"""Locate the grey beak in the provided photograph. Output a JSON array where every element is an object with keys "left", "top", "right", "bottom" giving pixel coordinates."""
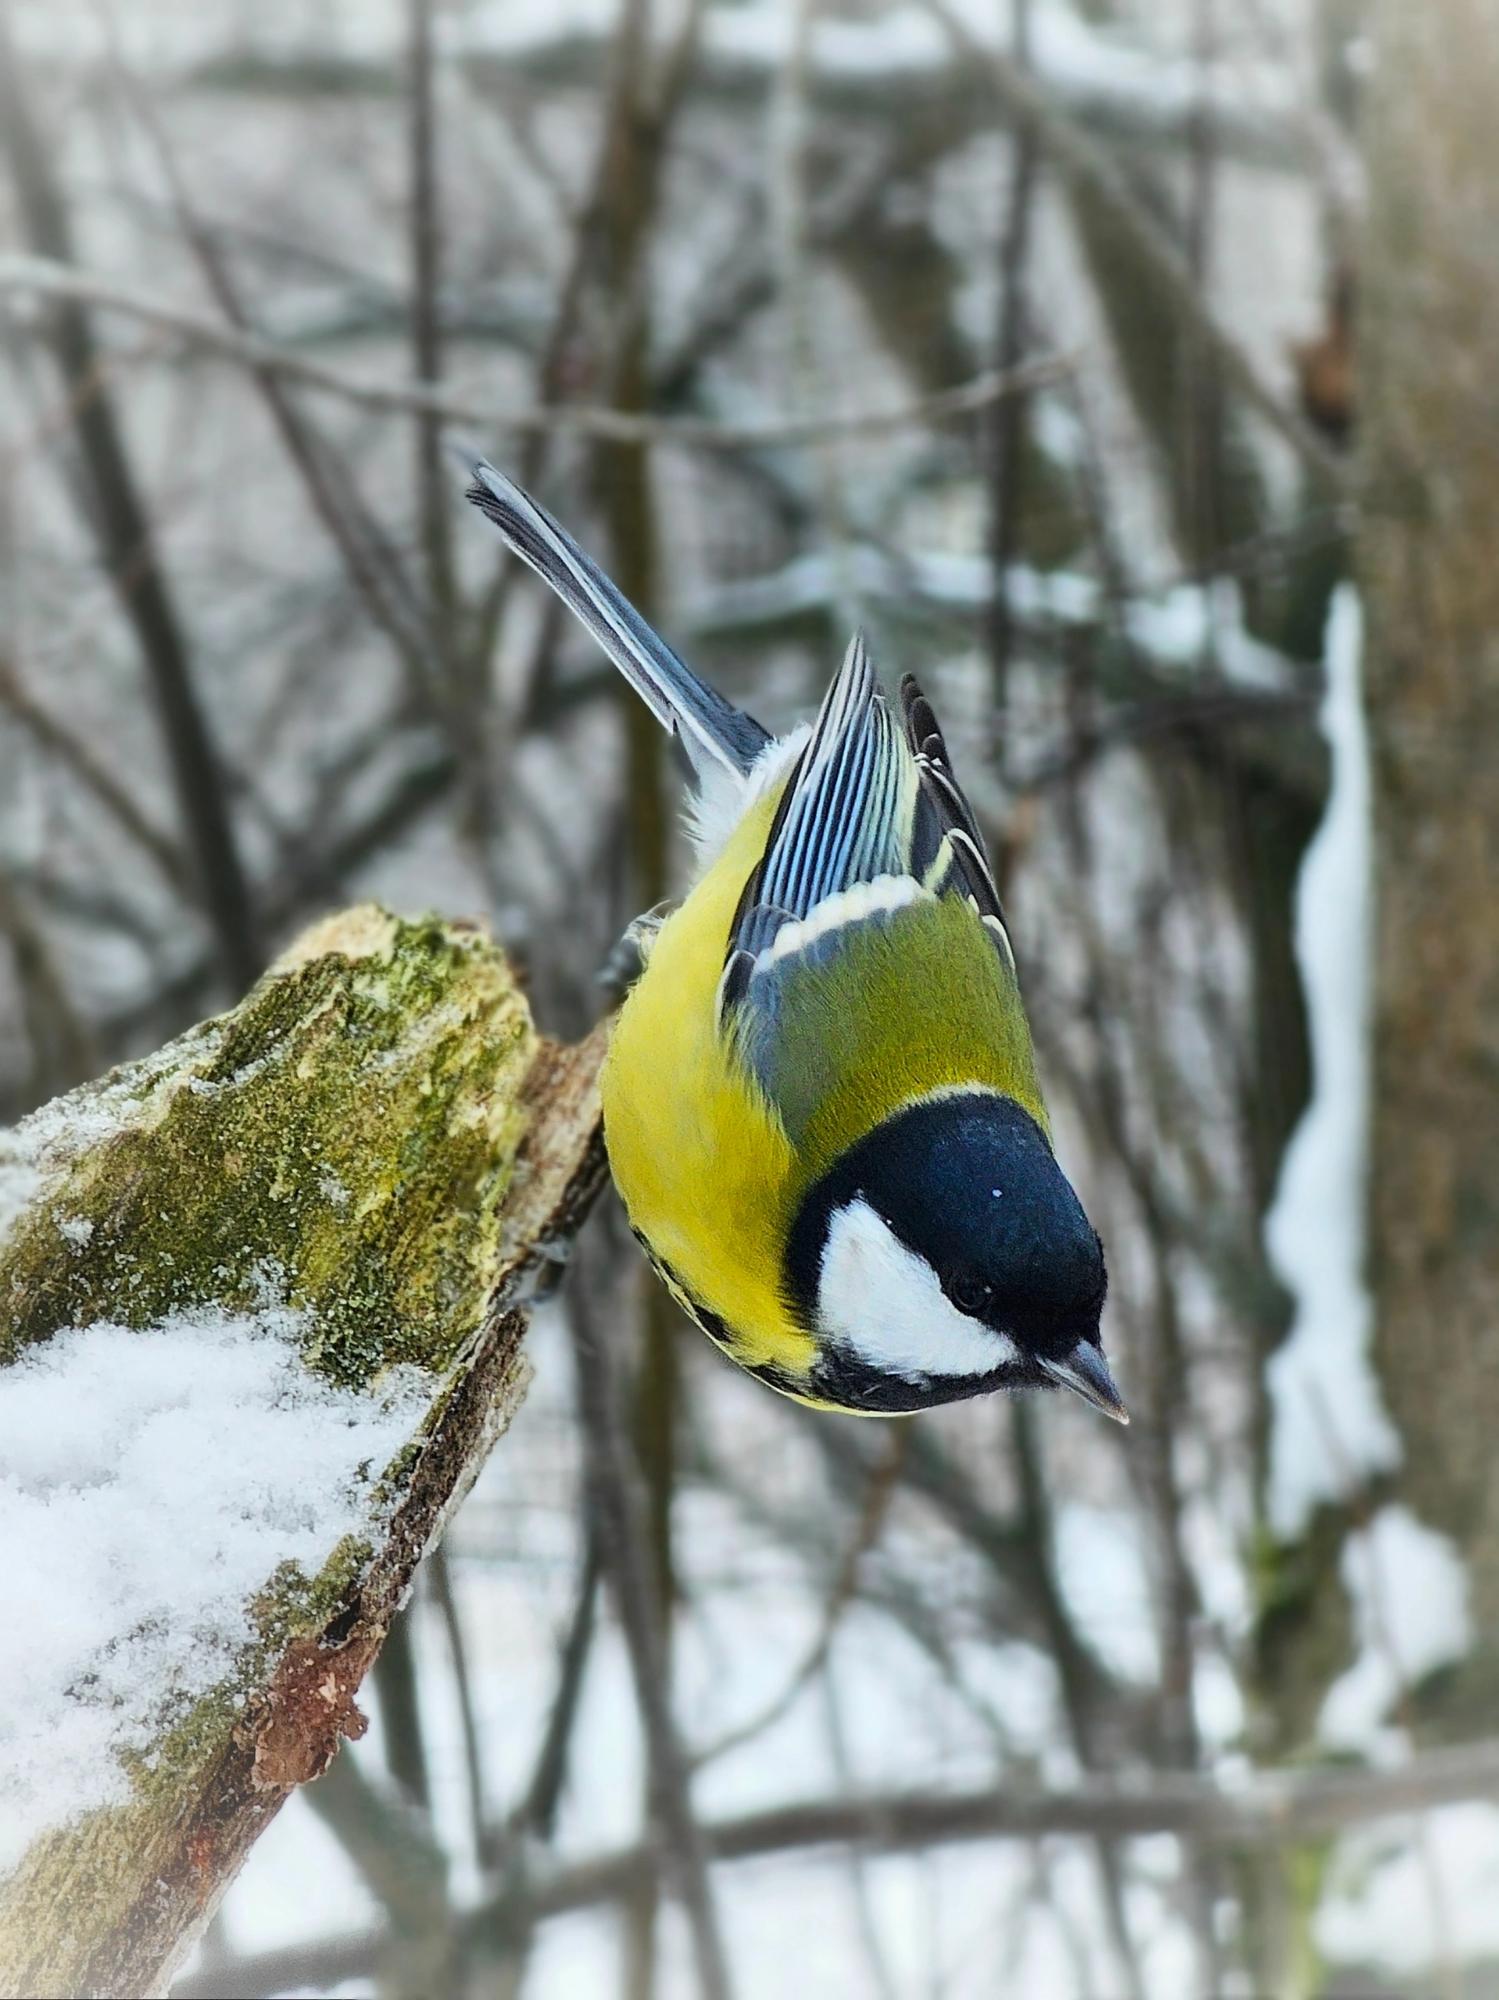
[{"left": 1038, "top": 1342, "right": 1130, "bottom": 1425}]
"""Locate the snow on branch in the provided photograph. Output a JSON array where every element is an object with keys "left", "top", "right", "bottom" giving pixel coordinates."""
[{"left": 0, "top": 906, "right": 606, "bottom": 2000}]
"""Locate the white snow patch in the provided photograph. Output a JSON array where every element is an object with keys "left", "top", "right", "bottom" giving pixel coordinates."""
[
  {"left": 0, "top": 1308, "right": 431, "bottom": 1876},
  {"left": 0, "top": 1156, "right": 41, "bottom": 1251},
  {"left": 0, "top": 1028, "right": 221, "bottom": 1254},
  {"left": 57, "top": 1215, "right": 95, "bottom": 1250},
  {"left": 686, "top": 552, "right": 1294, "bottom": 693},
  {"left": 1054, "top": 1503, "right": 1160, "bottom": 1684},
  {"left": 461, "top": 0, "right": 1294, "bottom": 153},
  {"left": 1318, "top": 1504, "right": 1471, "bottom": 1752},
  {"left": 1264, "top": 587, "right": 1401, "bottom": 1537},
  {"left": 1319, "top": 1802, "right": 1499, "bottom": 1977}
]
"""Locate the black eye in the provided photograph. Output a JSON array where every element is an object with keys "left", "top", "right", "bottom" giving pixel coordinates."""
[{"left": 949, "top": 1272, "right": 992, "bottom": 1315}]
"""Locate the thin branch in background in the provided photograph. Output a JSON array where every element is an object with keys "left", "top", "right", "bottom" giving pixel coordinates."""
[
  {"left": 174, "top": 1733, "right": 1499, "bottom": 1999},
  {"left": 433, "top": 1518, "right": 603, "bottom": 1995},
  {"left": 464, "top": 1, "right": 646, "bottom": 676},
  {"left": 694, "top": 1425, "right": 905, "bottom": 1769},
  {"left": 405, "top": 0, "right": 494, "bottom": 865},
  {"left": 577, "top": 15, "right": 712, "bottom": 1989},
  {"left": 90, "top": 33, "right": 436, "bottom": 687},
  {"left": 1046, "top": 647, "right": 1224, "bottom": 1990},
  {"left": 1008, "top": 1399, "right": 1146, "bottom": 2000},
  {"left": 567, "top": 1226, "right": 733, "bottom": 2000},
  {"left": 1015, "top": 687, "right": 1315, "bottom": 795},
  {"left": 984, "top": 0, "right": 1040, "bottom": 754},
  {"left": 374, "top": 1599, "right": 432, "bottom": 1813},
  {"left": 408, "top": 0, "right": 455, "bottom": 649},
  {"left": 924, "top": 0, "right": 1349, "bottom": 490},
  {"left": 0, "top": 20, "right": 260, "bottom": 994},
  {"left": 298, "top": 1748, "right": 453, "bottom": 1999},
  {"left": 511, "top": 1527, "right": 604, "bottom": 1843},
  {"left": 819, "top": 1661, "right": 902, "bottom": 2000},
  {"left": 0, "top": 870, "right": 99, "bottom": 1104},
  {"left": 0, "top": 256, "right": 1072, "bottom": 450},
  {"left": 1178, "top": 0, "right": 1227, "bottom": 587},
  {"left": 652, "top": 137, "right": 892, "bottom": 407},
  {"left": 770, "top": 0, "right": 858, "bottom": 632},
  {"left": 1304, "top": 1384, "right": 1463, "bottom": 2000},
  {"left": 0, "top": 651, "right": 189, "bottom": 894},
  {"left": 429, "top": 1545, "right": 493, "bottom": 1869}
]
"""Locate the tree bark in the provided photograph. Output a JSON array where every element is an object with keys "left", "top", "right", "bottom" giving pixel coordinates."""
[
  {"left": 1361, "top": 0, "right": 1499, "bottom": 1694},
  {"left": 0, "top": 907, "right": 605, "bottom": 1999}
]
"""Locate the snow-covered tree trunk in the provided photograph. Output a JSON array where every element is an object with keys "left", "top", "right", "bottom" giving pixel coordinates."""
[{"left": 0, "top": 907, "right": 605, "bottom": 2000}]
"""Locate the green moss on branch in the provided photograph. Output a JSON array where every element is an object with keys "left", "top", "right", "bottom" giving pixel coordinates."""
[{"left": 0, "top": 907, "right": 535, "bottom": 1382}]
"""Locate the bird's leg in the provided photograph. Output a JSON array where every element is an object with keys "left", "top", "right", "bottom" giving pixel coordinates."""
[{"left": 598, "top": 900, "right": 677, "bottom": 1001}]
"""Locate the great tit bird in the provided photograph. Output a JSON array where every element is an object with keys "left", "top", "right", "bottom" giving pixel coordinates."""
[{"left": 465, "top": 464, "right": 1126, "bottom": 1425}]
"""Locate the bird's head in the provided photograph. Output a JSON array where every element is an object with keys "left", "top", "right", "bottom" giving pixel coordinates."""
[{"left": 784, "top": 1090, "right": 1125, "bottom": 1421}]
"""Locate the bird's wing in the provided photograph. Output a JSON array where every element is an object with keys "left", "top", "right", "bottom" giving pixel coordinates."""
[
  {"left": 464, "top": 460, "right": 772, "bottom": 781},
  {"left": 719, "top": 649, "right": 1024, "bottom": 1137},
  {"left": 721, "top": 646, "right": 1012, "bottom": 1007},
  {"left": 719, "top": 632, "right": 916, "bottom": 1001}
]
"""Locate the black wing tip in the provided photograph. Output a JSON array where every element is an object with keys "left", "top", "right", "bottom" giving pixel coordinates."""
[
  {"left": 899, "top": 676, "right": 944, "bottom": 763},
  {"left": 459, "top": 456, "right": 554, "bottom": 540},
  {"left": 462, "top": 461, "right": 557, "bottom": 570},
  {"left": 462, "top": 455, "right": 520, "bottom": 518}
]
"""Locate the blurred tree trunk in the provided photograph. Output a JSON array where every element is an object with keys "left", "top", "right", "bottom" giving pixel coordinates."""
[{"left": 1361, "top": 0, "right": 1499, "bottom": 1691}]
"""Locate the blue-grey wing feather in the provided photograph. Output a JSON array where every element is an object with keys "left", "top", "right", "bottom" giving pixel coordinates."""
[{"left": 732, "top": 632, "right": 912, "bottom": 961}]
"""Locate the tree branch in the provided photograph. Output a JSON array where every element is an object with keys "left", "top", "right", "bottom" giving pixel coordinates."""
[
  {"left": 174, "top": 1735, "right": 1499, "bottom": 1998},
  {"left": 0, "top": 909, "right": 607, "bottom": 1999},
  {"left": 0, "top": 255, "right": 1070, "bottom": 450}
]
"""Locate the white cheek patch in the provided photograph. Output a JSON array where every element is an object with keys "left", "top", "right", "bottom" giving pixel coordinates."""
[{"left": 816, "top": 1198, "right": 1020, "bottom": 1384}]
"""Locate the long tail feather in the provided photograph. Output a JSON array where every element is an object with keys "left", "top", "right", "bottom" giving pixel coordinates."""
[{"left": 464, "top": 459, "right": 771, "bottom": 780}]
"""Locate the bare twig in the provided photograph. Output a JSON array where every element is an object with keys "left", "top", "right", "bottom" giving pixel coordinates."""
[
  {"left": 91, "top": 33, "right": 433, "bottom": 680},
  {"left": 407, "top": 0, "right": 455, "bottom": 649},
  {"left": 510, "top": 1530, "right": 603, "bottom": 1844},
  {"left": 0, "top": 31, "right": 260, "bottom": 992},
  {"left": 924, "top": 0, "right": 1348, "bottom": 489},
  {"left": 693, "top": 1428, "right": 905, "bottom": 1769},
  {"left": 0, "top": 871, "right": 99, "bottom": 1103},
  {"left": 0, "top": 652, "right": 189, "bottom": 893},
  {"left": 174, "top": 1734, "right": 1499, "bottom": 1998},
  {"left": 984, "top": 0, "right": 1040, "bottom": 742},
  {"left": 0, "top": 256, "right": 1071, "bottom": 450},
  {"left": 567, "top": 1231, "right": 733, "bottom": 2000}
]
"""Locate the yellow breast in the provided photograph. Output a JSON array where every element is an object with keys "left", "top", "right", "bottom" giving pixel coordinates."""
[{"left": 601, "top": 788, "right": 817, "bottom": 1383}]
